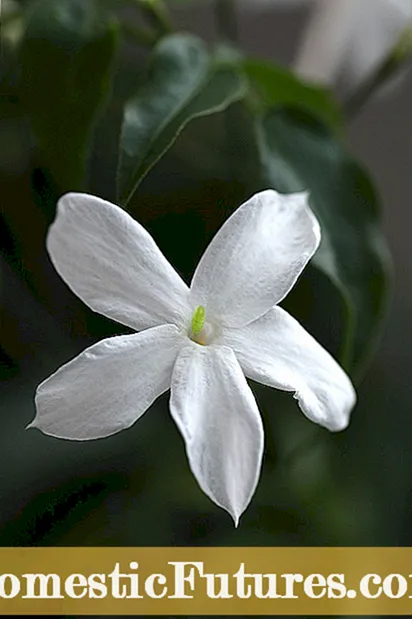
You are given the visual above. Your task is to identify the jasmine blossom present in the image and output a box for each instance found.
[28,190,356,524]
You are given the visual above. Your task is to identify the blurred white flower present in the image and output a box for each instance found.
[0,0,23,47]
[0,0,19,17]
[295,0,412,88]
[239,0,310,7]
[28,190,356,524]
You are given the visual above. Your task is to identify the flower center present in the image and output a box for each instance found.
[189,306,217,346]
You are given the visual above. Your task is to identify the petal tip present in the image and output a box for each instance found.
[225,505,241,528]
[55,191,77,214]
[55,192,104,220]
[327,414,350,433]
[328,378,357,433]
[58,191,91,205]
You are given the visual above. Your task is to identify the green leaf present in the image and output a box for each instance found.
[244,58,343,132]
[117,33,246,206]
[256,108,391,376]
[19,0,118,191]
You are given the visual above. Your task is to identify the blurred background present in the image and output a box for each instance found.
[0,0,411,581]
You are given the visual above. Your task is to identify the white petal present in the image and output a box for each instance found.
[29,325,183,440]
[221,307,356,432]
[190,190,320,328]
[47,193,191,331]
[170,342,264,525]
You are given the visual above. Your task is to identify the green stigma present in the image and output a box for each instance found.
[191,305,205,335]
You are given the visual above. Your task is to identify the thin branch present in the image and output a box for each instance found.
[138,0,173,35]
[214,0,238,44]
[121,20,159,47]
[344,26,412,118]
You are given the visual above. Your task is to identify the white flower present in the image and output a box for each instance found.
[1,0,19,17]
[295,0,412,89]
[28,190,356,525]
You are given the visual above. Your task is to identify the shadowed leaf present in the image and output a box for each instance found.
[256,108,391,376]
[117,34,246,206]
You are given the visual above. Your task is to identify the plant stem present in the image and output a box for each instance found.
[215,0,238,43]
[343,57,398,118]
[344,26,412,119]
[121,21,158,47]
[139,0,173,35]
[121,0,173,36]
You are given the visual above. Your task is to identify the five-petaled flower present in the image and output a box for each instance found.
[28,190,356,525]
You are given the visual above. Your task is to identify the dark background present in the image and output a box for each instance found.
[0,0,411,560]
